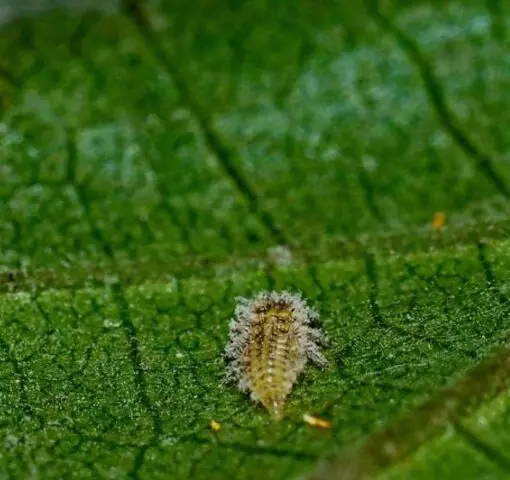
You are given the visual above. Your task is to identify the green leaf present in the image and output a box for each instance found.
[1,0,510,478]
[379,372,510,479]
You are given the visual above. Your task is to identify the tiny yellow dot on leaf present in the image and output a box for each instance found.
[303,414,332,429]
[432,211,446,230]
[209,420,221,432]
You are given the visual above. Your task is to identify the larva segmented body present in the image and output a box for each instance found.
[224,291,328,420]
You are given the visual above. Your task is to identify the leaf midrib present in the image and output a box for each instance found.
[2,215,509,296]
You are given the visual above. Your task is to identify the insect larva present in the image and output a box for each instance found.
[224,291,328,420]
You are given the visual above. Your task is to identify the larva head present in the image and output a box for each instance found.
[253,300,293,333]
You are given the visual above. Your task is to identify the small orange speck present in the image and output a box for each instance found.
[432,212,446,230]
[209,420,221,432]
[303,414,331,429]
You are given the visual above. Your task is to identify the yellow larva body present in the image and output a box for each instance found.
[245,305,301,419]
[225,291,328,420]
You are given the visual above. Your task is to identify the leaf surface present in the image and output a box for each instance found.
[1,1,510,478]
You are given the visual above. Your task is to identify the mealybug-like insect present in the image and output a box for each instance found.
[224,291,328,420]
